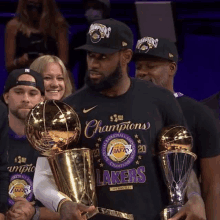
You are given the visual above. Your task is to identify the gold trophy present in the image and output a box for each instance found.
[157,125,197,220]
[25,100,134,220]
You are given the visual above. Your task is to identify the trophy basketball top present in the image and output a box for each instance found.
[25,100,81,156]
[158,125,195,157]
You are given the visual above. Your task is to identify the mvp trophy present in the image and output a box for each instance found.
[25,100,133,220]
[157,125,197,220]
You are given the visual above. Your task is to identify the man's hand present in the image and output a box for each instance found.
[169,194,206,220]
[0,213,5,220]
[60,201,96,220]
[6,197,35,220]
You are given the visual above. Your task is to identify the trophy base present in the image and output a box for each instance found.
[87,207,134,220]
[160,205,183,220]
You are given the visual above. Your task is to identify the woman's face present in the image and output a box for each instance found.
[43,62,65,100]
[26,0,43,21]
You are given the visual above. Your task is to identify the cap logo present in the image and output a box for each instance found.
[136,37,158,53]
[89,23,111,43]
[122,41,127,47]
[25,69,30,72]
[169,53,174,58]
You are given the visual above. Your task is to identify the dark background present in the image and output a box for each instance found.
[0,0,220,101]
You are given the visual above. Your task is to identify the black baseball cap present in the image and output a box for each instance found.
[75,18,133,54]
[133,37,178,63]
[4,68,45,95]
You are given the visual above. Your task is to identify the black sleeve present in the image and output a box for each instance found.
[0,102,9,214]
[195,103,220,158]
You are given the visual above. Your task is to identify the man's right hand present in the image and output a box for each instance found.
[60,201,96,220]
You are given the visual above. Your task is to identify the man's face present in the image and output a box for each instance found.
[135,57,172,88]
[4,74,43,121]
[85,51,123,92]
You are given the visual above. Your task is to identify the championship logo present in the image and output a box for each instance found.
[89,23,111,43]
[102,133,136,169]
[136,37,159,53]
[8,174,33,206]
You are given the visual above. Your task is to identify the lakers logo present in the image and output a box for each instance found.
[91,31,101,43]
[140,44,149,53]
[102,133,136,169]
[8,174,33,206]
[89,23,111,43]
[107,139,132,163]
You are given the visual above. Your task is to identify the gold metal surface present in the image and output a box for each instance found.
[158,125,193,152]
[48,148,97,205]
[25,100,81,156]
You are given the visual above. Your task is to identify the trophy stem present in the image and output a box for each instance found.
[160,205,183,220]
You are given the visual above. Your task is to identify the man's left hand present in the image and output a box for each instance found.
[6,197,35,220]
[168,194,206,220]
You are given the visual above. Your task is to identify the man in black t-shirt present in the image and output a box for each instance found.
[134,37,220,220]
[0,101,9,220]
[201,92,220,121]
[34,19,206,220]
[3,69,60,220]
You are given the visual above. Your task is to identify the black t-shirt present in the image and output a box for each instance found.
[176,95,220,176]
[201,92,220,120]
[7,128,40,208]
[0,101,9,213]
[64,78,186,220]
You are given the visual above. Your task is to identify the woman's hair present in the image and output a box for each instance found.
[30,55,73,99]
[15,0,68,38]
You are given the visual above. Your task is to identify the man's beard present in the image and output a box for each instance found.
[10,108,30,121]
[85,62,123,92]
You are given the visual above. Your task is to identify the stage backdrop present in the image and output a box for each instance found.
[0,0,219,101]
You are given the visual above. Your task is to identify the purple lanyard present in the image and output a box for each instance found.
[174,92,184,98]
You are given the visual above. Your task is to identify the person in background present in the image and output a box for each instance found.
[30,55,74,100]
[134,36,220,220]
[5,0,69,73]
[69,0,111,89]
[3,68,60,220]
[0,101,9,220]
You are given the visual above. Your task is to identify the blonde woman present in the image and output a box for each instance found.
[5,0,68,73]
[30,55,73,100]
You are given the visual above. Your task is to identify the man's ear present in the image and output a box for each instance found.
[169,62,177,76]
[3,93,9,104]
[121,49,133,65]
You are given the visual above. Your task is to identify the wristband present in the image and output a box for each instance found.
[32,206,40,220]
[57,198,72,213]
